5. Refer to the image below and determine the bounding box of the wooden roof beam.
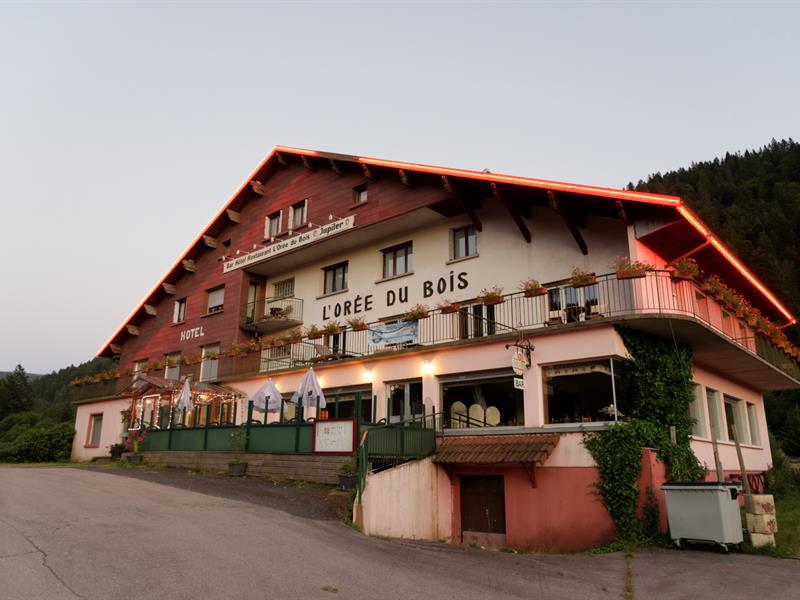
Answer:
[615,200,631,226]
[202,235,218,248]
[442,176,482,232]
[126,325,140,336]
[329,158,344,176]
[109,343,121,355]
[162,283,176,295]
[301,155,315,171]
[361,163,377,181]
[398,169,413,188]
[548,191,587,255]
[226,209,240,223]
[182,259,196,272]
[275,151,288,166]
[143,304,157,316]
[491,182,531,243]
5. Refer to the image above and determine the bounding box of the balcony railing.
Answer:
[241,296,303,334]
[73,271,800,402]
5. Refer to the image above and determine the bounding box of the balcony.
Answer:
[72,272,800,403]
[241,296,303,334]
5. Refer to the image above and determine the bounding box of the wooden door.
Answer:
[460,475,506,534]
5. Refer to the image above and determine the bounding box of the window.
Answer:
[289,200,307,230]
[273,278,295,299]
[133,359,148,374]
[442,373,524,428]
[265,211,282,238]
[544,361,627,424]
[206,287,225,313]
[200,344,220,382]
[86,414,103,447]
[452,225,477,260]
[747,403,761,446]
[173,298,186,323]
[246,282,259,322]
[724,395,747,443]
[164,353,181,380]
[688,383,707,437]
[382,242,413,278]
[323,262,348,294]
[706,388,723,440]
[353,183,368,203]
[387,381,423,423]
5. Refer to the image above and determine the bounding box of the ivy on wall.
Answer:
[583,327,705,541]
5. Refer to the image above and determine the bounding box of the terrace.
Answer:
[76,271,800,402]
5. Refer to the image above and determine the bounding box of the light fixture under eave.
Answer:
[422,361,434,375]
[363,369,374,383]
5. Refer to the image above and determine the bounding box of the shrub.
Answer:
[0,421,74,463]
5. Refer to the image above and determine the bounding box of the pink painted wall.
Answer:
[72,398,130,461]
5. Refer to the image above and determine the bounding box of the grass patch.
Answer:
[743,493,800,558]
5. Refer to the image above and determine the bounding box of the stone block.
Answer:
[749,532,776,548]
[746,512,778,534]
[743,494,776,515]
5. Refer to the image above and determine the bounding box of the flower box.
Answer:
[483,296,505,305]
[670,272,695,282]
[572,275,597,288]
[351,324,369,331]
[523,287,547,297]
[440,304,462,314]
[616,269,648,280]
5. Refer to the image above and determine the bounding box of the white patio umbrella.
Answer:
[251,379,283,412]
[290,367,326,409]
[175,379,193,412]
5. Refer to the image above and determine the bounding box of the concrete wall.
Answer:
[359,456,452,540]
[359,447,667,552]
[71,398,129,461]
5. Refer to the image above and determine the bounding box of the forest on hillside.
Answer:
[633,138,800,455]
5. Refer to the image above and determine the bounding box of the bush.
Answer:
[0,421,74,463]
[0,411,41,441]
[766,432,800,499]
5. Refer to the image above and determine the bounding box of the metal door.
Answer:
[460,475,506,534]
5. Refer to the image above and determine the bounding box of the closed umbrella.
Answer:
[251,379,283,412]
[175,379,193,411]
[290,367,326,409]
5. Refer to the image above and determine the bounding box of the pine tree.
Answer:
[0,365,34,421]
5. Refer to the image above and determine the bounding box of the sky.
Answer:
[1,1,799,374]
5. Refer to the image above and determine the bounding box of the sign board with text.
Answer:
[312,418,356,454]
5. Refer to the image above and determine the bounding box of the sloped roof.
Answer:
[433,433,560,465]
[98,146,796,356]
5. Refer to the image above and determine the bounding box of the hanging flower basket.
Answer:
[305,325,323,340]
[323,320,343,336]
[438,301,462,314]
[523,287,547,297]
[404,304,430,320]
[612,257,654,280]
[478,285,504,305]
[668,257,700,281]
[346,317,369,331]
[616,269,648,280]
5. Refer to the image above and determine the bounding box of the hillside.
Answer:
[632,138,800,455]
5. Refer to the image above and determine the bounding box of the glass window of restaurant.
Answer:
[388,381,423,423]
[441,372,523,428]
[544,360,627,424]
[319,386,372,422]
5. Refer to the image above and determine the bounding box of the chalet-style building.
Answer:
[71,146,800,551]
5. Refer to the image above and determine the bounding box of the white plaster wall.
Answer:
[359,456,452,540]
[263,202,629,327]
[690,365,772,473]
[71,398,130,461]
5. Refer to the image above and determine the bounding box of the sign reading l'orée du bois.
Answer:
[222,216,356,273]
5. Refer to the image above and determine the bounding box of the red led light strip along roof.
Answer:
[98,145,795,355]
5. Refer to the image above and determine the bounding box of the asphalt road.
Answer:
[0,467,797,600]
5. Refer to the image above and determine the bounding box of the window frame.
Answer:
[323,261,348,295]
[746,402,761,446]
[288,199,308,230]
[85,413,104,448]
[706,388,723,441]
[265,210,283,239]
[206,286,225,314]
[200,343,220,382]
[164,352,181,380]
[381,242,413,279]
[451,225,477,260]
[352,183,368,204]
[173,298,186,324]
[133,359,148,374]
[273,278,295,299]
[688,383,708,438]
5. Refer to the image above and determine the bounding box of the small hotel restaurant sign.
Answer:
[223,216,355,273]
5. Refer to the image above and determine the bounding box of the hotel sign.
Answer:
[222,216,356,273]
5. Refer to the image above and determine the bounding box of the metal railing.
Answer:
[75,271,800,402]
[242,296,304,328]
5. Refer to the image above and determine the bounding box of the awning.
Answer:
[432,433,560,465]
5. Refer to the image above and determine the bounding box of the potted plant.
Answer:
[346,316,369,331]
[109,442,125,461]
[669,257,700,281]
[125,430,145,463]
[287,328,303,344]
[260,337,274,350]
[228,425,248,477]
[404,303,430,320]
[478,285,505,305]
[570,267,597,288]
[437,299,462,314]
[323,320,343,336]
[305,324,324,339]
[702,275,727,302]
[520,278,547,297]
[612,257,655,280]
[338,461,358,491]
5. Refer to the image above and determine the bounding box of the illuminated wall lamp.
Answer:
[363,369,374,383]
[422,361,433,375]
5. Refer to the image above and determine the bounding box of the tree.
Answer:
[0,365,34,421]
